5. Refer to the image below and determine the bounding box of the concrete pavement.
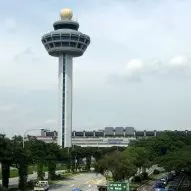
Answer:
[50,173,106,191]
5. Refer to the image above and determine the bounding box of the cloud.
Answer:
[109,55,191,83]
[125,59,144,76]
[109,59,145,82]
[165,55,191,78]
[1,0,191,135]
[168,56,190,68]
[108,58,152,82]
[4,18,17,33]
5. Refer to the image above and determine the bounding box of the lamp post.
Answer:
[22,128,49,148]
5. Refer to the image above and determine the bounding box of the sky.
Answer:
[0,0,191,136]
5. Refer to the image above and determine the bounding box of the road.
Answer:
[137,173,166,191]
[166,173,185,190]
[0,172,38,188]
[0,172,106,191]
[137,179,156,191]
[181,175,190,188]
[138,173,189,191]
[50,173,106,191]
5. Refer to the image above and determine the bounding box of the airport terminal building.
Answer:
[31,128,190,147]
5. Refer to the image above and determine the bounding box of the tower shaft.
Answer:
[58,54,73,147]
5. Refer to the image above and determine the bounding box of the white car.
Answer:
[160,178,167,185]
[34,181,49,191]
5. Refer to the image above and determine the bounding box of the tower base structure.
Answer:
[58,54,73,147]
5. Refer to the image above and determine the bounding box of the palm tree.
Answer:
[0,134,12,188]
[11,136,31,191]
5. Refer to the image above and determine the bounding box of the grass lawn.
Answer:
[0,169,18,179]
[0,164,74,180]
[0,166,38,179]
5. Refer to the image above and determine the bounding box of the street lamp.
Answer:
[22,128,49,148]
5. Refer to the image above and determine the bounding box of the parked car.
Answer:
[33,181,49,191]
[160,177,168,185]
[167,173,173,181]
[154,181,165,189]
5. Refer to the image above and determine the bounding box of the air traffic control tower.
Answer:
[41,8,90,148]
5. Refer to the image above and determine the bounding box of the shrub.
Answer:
[153,169,160,174]
[134,175,142,182]
[141,172,148,180]
[27,180,36,188]
[0,186,8,191]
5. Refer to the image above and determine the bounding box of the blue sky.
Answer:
[0,0,191,136]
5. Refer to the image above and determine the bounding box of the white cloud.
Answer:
[125,59,144,75]
[165,55,191,78]
[109,55,191,83]
[169,55,190,68]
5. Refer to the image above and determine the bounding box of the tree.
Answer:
[95,151,137,181]
[45,143,60,180]
[0,135,12,188]
[27,138,47,180]
[11,136,31,191]
[158,146,191,171]
[123,147,150,173]
[84,148,92,171]
[58,148,70,171]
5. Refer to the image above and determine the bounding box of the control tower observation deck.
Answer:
[41,8,90,148]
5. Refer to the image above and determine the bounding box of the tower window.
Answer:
[70,42,76,47]
[53,35,60,40]
[46,37,52,42]
[77,43,82,49]
[49,43,54,48]
[62,42,69,46]
[61,35,70,40]
[71,35,78,41]
[55,42,61,47]
[79,37,85,42]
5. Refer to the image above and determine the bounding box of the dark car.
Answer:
[154,181,165,189]
[167,173,173,181]
[154,188,166,191]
